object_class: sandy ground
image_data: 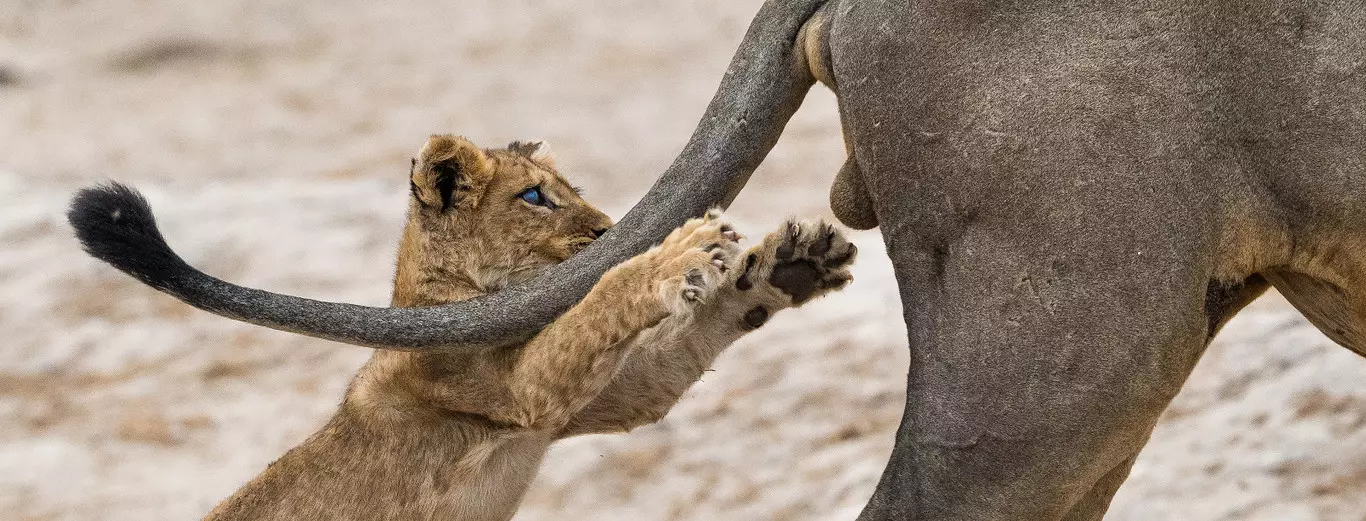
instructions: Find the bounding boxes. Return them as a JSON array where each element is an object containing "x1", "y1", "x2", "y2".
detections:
[{"x1": 3, "y1": 1, "x2": 1365, "y2": 519}]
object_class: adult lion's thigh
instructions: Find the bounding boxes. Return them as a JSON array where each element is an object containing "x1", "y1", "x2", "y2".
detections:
[{"x1": 859, "y1": 219, "x2": 1218, "y2": 520}]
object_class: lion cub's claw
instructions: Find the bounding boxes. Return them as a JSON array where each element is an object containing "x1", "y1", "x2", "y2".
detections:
[{"x1": 654, "y1": 212, "x2": 743, "y2": 314}]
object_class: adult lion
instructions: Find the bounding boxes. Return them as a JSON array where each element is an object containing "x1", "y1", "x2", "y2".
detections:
[{"x1": 70, "y1": 0, "x2": 1365, "y2": 519}]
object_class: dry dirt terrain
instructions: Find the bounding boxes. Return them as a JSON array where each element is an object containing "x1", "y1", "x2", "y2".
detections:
[{"x1": 2, "y1": 1, "x2": 1365, "y2": 519}]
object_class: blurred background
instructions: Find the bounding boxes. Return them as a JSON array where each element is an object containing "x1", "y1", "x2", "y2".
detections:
[{"x1": 2, "y1": 1, "x2": 1365, "y2": 519}]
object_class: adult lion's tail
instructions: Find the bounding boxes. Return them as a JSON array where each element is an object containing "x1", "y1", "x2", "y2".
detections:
[
  {"x1": 69, "y1": 183, "x2": 196, "y2": 292},
  {"x1": 66, "y1": 182, "x2": 541, "y2": 351}
]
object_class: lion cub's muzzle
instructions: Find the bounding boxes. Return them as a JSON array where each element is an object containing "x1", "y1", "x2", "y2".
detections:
[{"x1": 568, "y1": 227, "x2": 610, "y2": 254}]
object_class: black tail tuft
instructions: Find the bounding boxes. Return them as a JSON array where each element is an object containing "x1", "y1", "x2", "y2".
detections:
[{"x1": 68, "y1": 182, "x2": 194, "y2": 289}]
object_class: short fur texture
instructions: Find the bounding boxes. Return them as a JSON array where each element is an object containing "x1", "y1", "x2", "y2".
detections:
[
  {"x1": 809, "y1": 1, "x2": 1366, "y2": 519},
  {"x1": 80, "y1": 136, "x2": 856, "y2": 520}
]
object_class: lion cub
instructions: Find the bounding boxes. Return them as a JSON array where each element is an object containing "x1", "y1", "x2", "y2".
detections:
[{"x1": 197, "y1": 136, "x2": 857, "y2": 521}]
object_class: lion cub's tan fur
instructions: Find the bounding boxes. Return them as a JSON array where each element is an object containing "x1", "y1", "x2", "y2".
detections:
[{"x1": 203, "y1": 136, "x2": 857, "y2": 521}]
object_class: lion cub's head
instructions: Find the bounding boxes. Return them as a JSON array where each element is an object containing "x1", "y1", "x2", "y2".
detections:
[{"x1": 393, "y1": 135, "x2": 613, "y2": 307}]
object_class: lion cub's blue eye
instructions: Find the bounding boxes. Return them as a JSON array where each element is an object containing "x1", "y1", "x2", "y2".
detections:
[{"x1": 518, "y1": 187, "x2": 550, "y2": 207}]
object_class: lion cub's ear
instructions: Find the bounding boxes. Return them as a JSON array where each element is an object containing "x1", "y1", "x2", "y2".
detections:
[
  {"x1": 507, "y1": 140, "x2": 555, "y2": 169},
  {"x1": 411, "y1": 135, "x2": 494, "y2": 212}
]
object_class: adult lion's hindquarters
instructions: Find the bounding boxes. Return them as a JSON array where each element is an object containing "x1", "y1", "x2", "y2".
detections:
[{"x1": 65, "y1": 0, "x2": 830, "y2": 351}]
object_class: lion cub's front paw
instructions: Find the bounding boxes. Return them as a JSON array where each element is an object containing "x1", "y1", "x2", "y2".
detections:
[
  {"x1": 739, "y1": 219, "x2": 856, "y2": 305},
  {"x1": 651, "y1": 210, "x2": 744, "y2": 315}
]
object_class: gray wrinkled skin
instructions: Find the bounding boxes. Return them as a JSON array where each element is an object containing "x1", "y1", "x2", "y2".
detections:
[{"x1": 820, "y1": 0, "x2": 1366, "y2": 519}]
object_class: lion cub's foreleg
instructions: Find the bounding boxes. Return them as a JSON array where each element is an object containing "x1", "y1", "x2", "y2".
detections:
[
  {"x1": 560, "y1": 218, "x2": 858, "y2": 437},
  {"x1": 500, "y1": 215, "x2": 743, "y2": 430}
]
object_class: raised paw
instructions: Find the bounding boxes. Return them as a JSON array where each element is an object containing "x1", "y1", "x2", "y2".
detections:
[
  {"x1": 651, "y1": 210, "x2": 745, "y2": 314},
  {"x1": 736, "y1": 218, "x2": 856, "y2": 306}
]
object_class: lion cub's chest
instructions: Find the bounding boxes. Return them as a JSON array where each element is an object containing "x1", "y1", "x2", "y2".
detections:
[{"x1": 435, "y1": 432, "x2": 554, "y2": 521}]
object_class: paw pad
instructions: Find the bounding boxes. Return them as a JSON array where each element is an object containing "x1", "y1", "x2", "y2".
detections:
[
  {"x1": 770, "y1": 261, "x2": 825, "y2": 304},
  {"x1": 735, "y1": 253, "x2": 757, "y2": 291},
  {"x1": 761, "y1": 219, "x2": 857, "y2": 305},
  {"x1": 741, "y1": 306, "x2": 769, "y2": 330}
]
